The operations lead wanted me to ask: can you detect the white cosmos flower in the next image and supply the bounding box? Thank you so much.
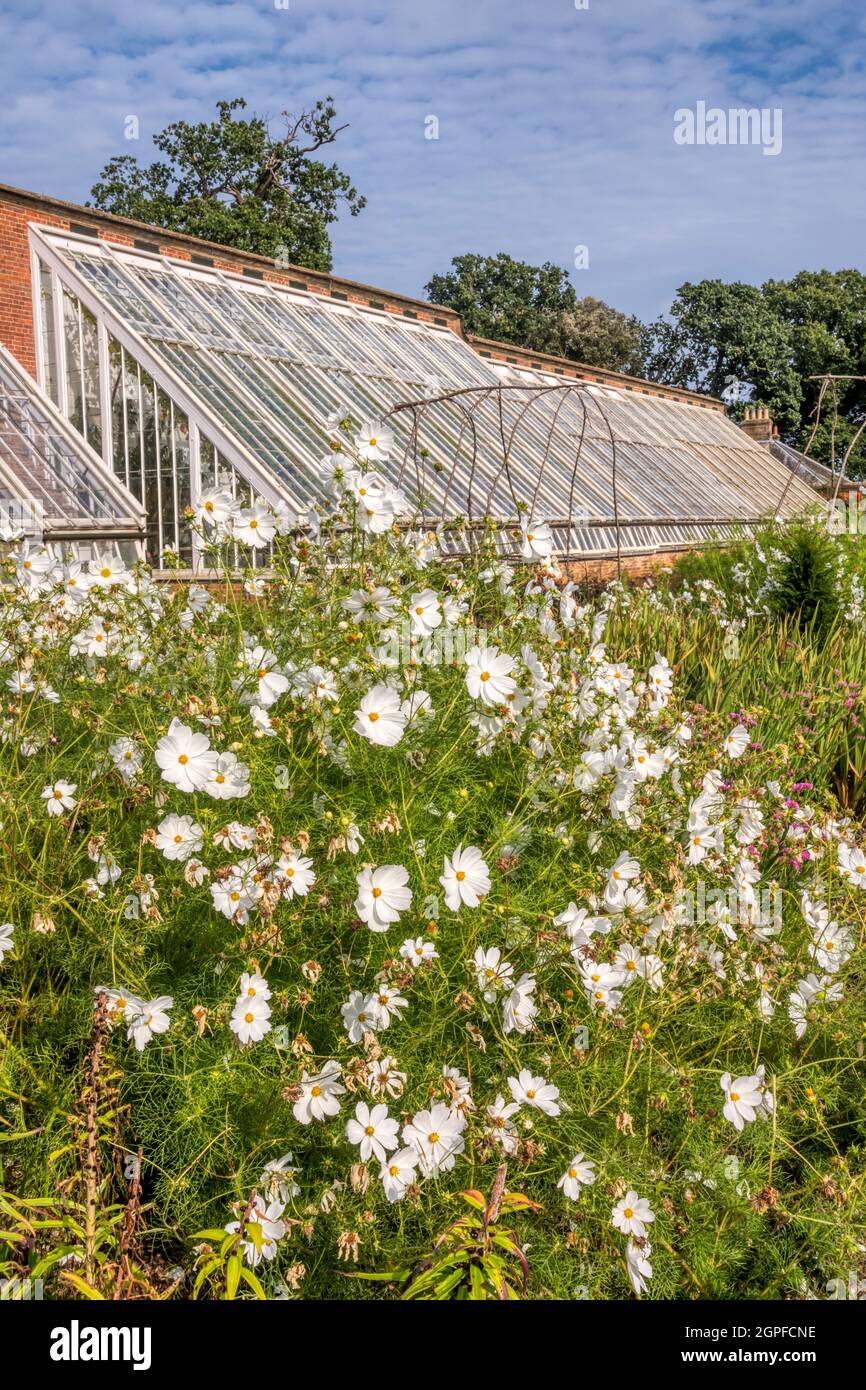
[368,983,407,1029]
[0,922,15,962]
[611,1190,655,1238]
[241,646,289,708]
[210,875,256,924]
[473,945,513,999]
[155,813,204,862]
[720,1067,773,1131]
[724,723,750,758]
[440,844,490,911]
[238,971,271,1004]
[402,1102,465,1175]
[507,1068,561,1117]
[345,1102,400,1163]
[810,919,853,973]
[604,851,641,906]
[788,972,843,1038]
[126,996,173,1052]
[353,683,407,746]
[230,994,272,1045]
[557,1154,597,1200]
[626,1239,653,1295]
[502,972,538,1035]
[486,1094,521,1153]
[154,718,217,793]
[225,1195,286,1267]
[520,520,554,561]
[400,936,438,967]
[341,990,380,1043]
[379,1147,418,1203]
[355,864,413,930]
[408,588,442,637]
[354,421,394,463]
[465,644,517,706]
[205,751,250,800]
[231,504,276,549]
[838,842,866,888]
[109,737,143,783]
[293,1061,345,1124]
[42,779,77,817]
[276,852,316,899]
[195,487,235,529]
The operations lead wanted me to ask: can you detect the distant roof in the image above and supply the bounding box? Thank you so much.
[767,438,860,495]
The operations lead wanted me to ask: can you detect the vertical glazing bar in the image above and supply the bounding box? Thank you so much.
[97,319,113,472]
[30,250,45,395]
[189,418,203,573]
[76,300,88,442]
[170,399,180,554]
[52,267,69,419]
[153,386,164,564]
[121,347,131,491]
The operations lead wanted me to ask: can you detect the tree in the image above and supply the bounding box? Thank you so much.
[424,253,644,373]
[642,273,866,474]
[763,270,866,472]
[88,98,366,272]
[558,296,645,376]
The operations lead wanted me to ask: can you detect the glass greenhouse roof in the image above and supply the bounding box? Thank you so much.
[29,226,822,561]
[0,342,145,542]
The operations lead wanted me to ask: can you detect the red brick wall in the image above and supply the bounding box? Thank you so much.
[563,548,684,587]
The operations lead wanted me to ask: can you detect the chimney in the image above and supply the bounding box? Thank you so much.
[739,405,774,442]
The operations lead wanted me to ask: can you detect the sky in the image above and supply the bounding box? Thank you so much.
[0,0,864,322]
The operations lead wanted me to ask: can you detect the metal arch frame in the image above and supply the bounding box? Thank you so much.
[384,379,822,567]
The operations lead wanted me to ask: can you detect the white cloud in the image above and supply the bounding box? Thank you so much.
[0,0,863,319]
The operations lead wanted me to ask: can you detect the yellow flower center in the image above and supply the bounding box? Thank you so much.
[730,1091,740,1102]
[427,1132,440,1145]
[365,1125,375,1136]
[178,754,189,765]
[311,1085,322,1097]
[372,887,382,898]
[623,1207,634,1220]
[455,870,465,881]
[526,1089,536,1099]
[368,711,379,722]
[480,671,490,682]
[244,1012,254,1024]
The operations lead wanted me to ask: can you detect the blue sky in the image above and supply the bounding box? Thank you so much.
[1,0,864,321]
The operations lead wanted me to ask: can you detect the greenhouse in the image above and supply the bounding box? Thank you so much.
[25,221,822,570]
[0,340,145,557]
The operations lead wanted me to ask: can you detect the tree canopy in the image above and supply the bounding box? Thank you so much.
[88,97,366,272]
[425,253,644,374]
[642,272,866,474]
